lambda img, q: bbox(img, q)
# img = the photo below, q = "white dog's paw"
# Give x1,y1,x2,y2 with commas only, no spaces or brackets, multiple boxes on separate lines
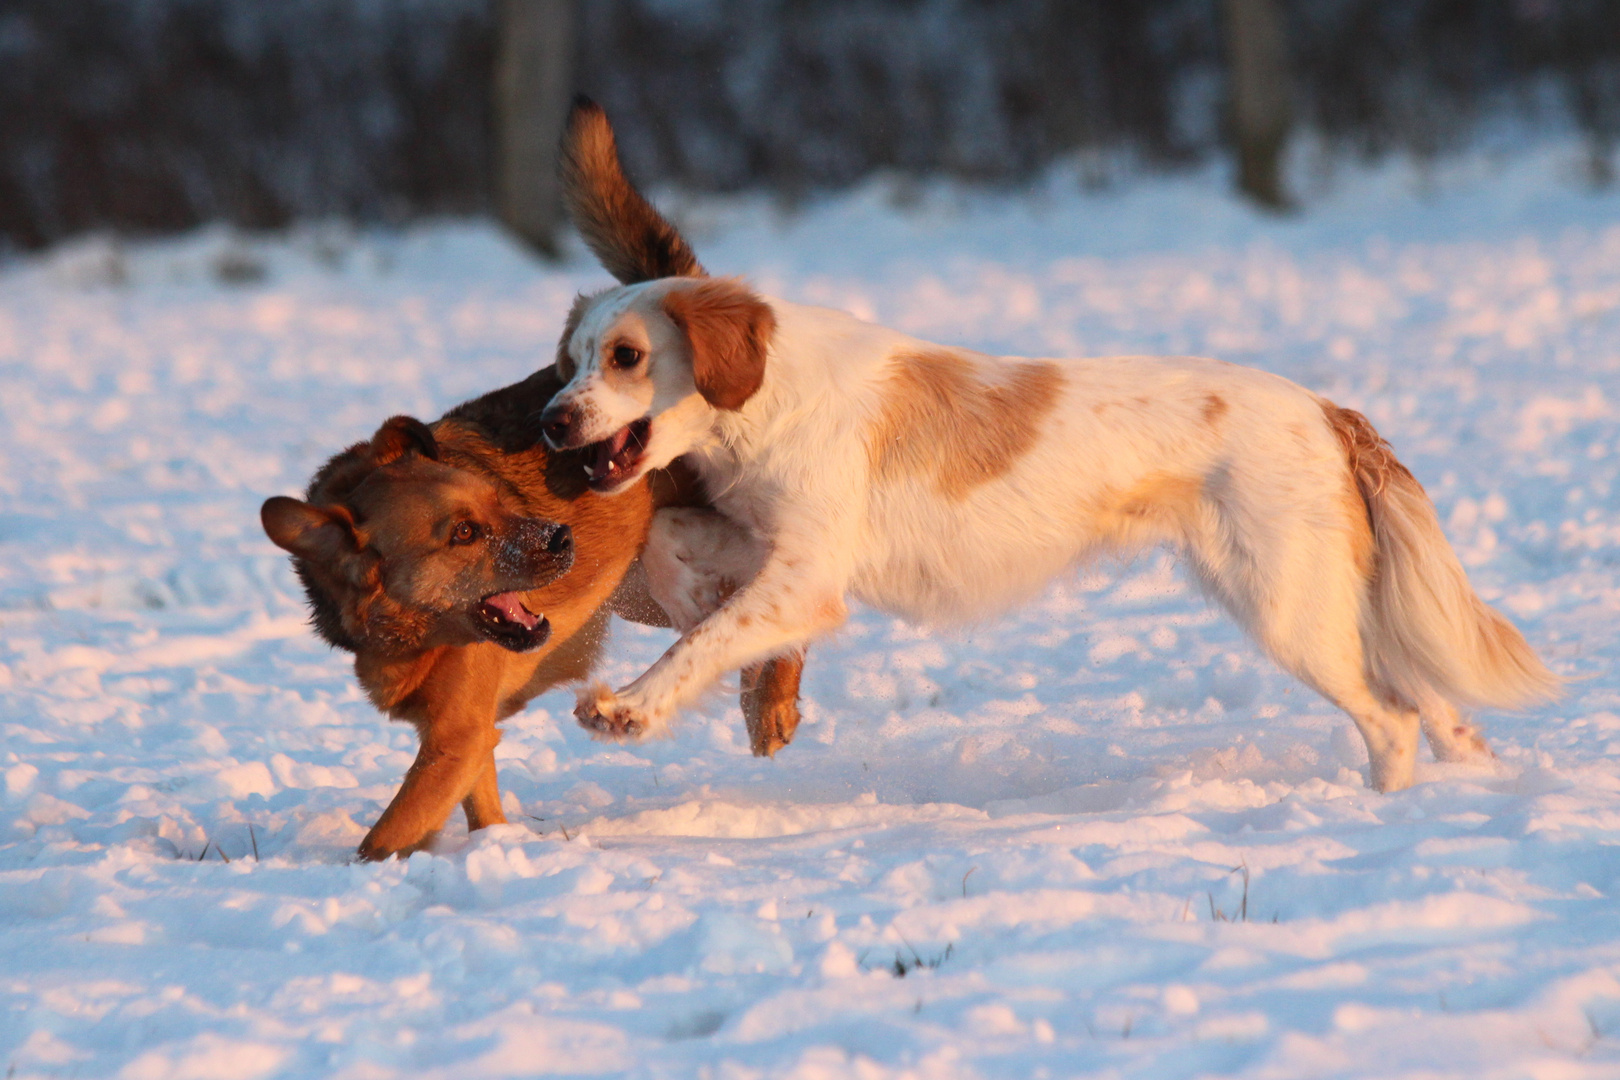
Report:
574,682,656,741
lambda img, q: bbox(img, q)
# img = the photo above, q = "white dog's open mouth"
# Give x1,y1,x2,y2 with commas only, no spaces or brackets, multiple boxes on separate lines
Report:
585,417,651,490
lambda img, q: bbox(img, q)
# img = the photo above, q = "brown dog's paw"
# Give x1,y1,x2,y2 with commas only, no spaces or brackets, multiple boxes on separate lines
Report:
742,658,802,758
747,698,797,758
574,682,650,740
355,835,395,863
357,823,438,863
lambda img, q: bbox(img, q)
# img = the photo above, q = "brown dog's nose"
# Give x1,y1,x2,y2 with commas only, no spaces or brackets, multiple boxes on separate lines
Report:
504,518,575,581
538,402,576,449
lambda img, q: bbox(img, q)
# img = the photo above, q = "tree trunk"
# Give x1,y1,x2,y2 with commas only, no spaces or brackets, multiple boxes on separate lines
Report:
1222,0,1293,210
493,0,575,256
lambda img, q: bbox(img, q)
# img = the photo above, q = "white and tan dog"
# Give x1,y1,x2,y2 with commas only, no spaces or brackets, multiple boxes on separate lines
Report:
542,101,1558,792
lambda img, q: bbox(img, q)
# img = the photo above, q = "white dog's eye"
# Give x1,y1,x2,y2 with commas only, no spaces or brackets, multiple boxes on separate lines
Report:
610,344,642,369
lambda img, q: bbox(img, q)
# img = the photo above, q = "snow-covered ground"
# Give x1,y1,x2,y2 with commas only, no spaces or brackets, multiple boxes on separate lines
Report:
3,145,1620,1078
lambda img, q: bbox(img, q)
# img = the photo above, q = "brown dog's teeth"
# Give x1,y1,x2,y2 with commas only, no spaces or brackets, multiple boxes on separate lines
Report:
483,592,542,631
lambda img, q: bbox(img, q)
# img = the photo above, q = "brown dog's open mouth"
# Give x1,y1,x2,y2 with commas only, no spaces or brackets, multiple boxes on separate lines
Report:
475,591,551,652
585,417,651,491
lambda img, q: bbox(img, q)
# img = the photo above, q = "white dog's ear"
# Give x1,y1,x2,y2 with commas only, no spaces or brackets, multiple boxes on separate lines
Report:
662,279,776,411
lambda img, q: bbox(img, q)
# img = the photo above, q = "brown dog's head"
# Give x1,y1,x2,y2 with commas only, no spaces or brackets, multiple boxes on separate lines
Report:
533,99,776,494
262,416,575,656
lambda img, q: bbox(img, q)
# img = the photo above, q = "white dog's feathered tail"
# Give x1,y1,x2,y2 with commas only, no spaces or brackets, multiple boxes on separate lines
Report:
1330,405,1560,714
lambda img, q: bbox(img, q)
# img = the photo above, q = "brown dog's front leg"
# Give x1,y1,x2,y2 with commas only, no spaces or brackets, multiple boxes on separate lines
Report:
460,750,507,832
358,729,498,861
357,649,504,861
742,654,803,757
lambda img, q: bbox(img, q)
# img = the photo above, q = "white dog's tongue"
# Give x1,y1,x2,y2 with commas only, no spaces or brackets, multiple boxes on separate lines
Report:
590,424,637,482
484,592,540,630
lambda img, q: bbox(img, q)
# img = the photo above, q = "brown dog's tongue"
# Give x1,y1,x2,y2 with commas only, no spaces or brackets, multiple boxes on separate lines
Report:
484,592,540,630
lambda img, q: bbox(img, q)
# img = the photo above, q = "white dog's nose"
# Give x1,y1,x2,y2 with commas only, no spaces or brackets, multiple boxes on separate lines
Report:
537,401,579,449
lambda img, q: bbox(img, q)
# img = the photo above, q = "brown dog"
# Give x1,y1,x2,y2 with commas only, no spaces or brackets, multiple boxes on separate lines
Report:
263,369,804,860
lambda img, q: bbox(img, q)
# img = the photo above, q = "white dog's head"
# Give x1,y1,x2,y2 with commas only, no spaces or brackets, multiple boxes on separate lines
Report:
537,276,775,493
537,98,776,492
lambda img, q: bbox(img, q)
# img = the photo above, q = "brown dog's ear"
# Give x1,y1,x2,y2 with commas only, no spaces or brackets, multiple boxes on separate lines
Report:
662,279,776,411
370,416,439,466
562,96,705,284
262,497,359,564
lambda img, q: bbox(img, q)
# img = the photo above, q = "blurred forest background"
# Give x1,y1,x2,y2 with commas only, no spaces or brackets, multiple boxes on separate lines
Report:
1,0,1618,254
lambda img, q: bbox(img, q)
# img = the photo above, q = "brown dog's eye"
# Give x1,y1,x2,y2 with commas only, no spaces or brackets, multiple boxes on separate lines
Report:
449,521,480,546
611,344,641,369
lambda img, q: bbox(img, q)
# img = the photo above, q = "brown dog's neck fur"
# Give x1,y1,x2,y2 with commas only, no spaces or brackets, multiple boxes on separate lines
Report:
355,646,448,715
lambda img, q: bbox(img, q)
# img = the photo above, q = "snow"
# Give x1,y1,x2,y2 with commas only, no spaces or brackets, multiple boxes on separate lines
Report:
4,144,1620,1077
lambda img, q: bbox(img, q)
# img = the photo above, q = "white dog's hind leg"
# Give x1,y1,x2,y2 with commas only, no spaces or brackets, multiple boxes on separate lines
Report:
1264,587,1423,791
1192,496,1422,792
1279,634,1424,792
1341,697,1423,792
1279,601,1422,791
1414,690,1494,764
1278,618,1423,792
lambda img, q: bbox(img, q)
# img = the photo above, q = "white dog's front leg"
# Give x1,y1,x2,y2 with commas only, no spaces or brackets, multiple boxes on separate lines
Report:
639,507,769,634
575,550,846,741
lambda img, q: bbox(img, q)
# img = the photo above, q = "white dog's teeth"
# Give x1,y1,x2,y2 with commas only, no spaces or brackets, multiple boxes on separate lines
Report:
583,464,593,477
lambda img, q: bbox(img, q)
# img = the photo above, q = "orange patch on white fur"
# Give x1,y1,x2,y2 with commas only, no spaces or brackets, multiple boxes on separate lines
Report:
1083,472,1205,548
1321,401,1418,501
1321,400,1404,579
868,350,1064,500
